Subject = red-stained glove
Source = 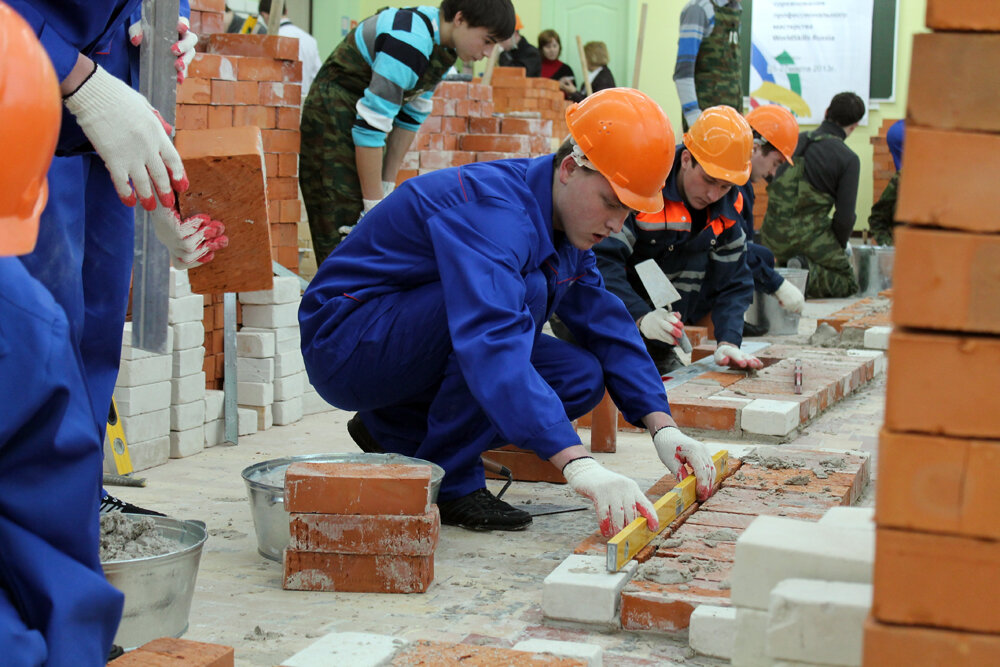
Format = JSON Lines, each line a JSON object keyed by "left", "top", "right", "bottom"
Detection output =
{"left": 563, "top": 458, "right": 658, "bottom": 538}
{"left": 151, "top": 206, "right": 228, "bottom": 269}
{"left": 652, "top": 426, "right": 717, "bottom": 501}
{"left": 129, "top": 17, "right": 198, "bottom": 83}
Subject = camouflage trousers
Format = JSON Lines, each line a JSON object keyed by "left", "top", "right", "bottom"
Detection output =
{"left": 300, "top": 84, "right": 364, "bottom": 265}
{"left": 762, "top": 226, "right": 858, "bottom": 298}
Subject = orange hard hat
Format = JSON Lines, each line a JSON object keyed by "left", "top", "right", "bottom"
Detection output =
{"left": 0, "top": 1, "right": 61, "bottom": 256}
{"left": 565, "top": 87, "right": 675, "bottom": 213}
{"left": 746, "top": 104, "right": 798, "bottom": 165}
{"left": 514, "top": 14, "right": 523, "bottom": 31}
{"left": 682, "top": 106, "right": 753, "bottom": 186}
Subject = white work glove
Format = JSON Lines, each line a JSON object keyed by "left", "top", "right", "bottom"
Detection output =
{"left": 64, "top": 65, "right": 187, "bottom": 210}
{"left": 362, "top": 198, "right": 381, "bottom": 214}
{"left": 563, "top": 458, "right": 658, "bottom": 538}
{"left": 151, "top": 206, "right": 228, "bottom": 269}
{"left": 129, "top": 17, "right": 198, "bottom": 84}
{"left": 638, "top": 308, "right": 684, "bottom": 345}
{"left": 774, "top": 279, "right": 805, "bottom": 314}
{"left": 714, "top": 342, "right": 763, "bottom": 370}
{"left": 381, "top": 181, "right": 396, "bottom": 198}
{"left": 652, "top": 426, "right": 717, "bottom": 501}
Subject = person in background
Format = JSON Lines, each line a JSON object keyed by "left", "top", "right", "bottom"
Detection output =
{"left": 0, "top": 4, "right": 124, "bottom": 662}
{"left": 258, "top": 0, "right": 323, "bottom": 97}
{"left": 674, "top": 0, "right": 743, "bottom": 131}
{"left": 560, "top": 40, "right": 615, "bottom": 102}
{"left": 867, "top": 119, "right": 902, "bottom": 246}
{"left": 538, "top": 29, "right": 576, "bottom": 96}
{"left": 739, "top": 105, "right": 805, "bottom": 335}
{"left": 760, "top": 92, "right": 866, "bottom": 298}
{"left": 300, "top": 0, "right": 516, "bottom": 263}
{"left": 300, "top": 89, "right": 718, "bottom": 536}
{"left": 498, "top": 14, "right": 540, "bottom": 77}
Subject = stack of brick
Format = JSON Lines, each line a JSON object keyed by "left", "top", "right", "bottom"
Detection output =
{"left": 867, "top": 2, "right": 1000, "bottom": 662}
{"left": 166, "top": 269, "right": 208, "bottom": 456}
{"left": 282, "top": 462, "right": 439, "bottom": 593}
{"left": 488, "top": 67, "right": 570, "bottom": 141}
{"left": 113, "top": 323, "right": 173, "bottom": 471}
{"left": 187, "top": 0, "right": 225, "bottom": 42}
{"left": 237, "top": 276, "right": 304, "bottom": 428}
{"left": 167, "top": 268, "right": 207, "bottom": 458}
{"left": 174, "top": 33, "right": 302, "bottom": 391}
{"left": 397, "top": 80, "right": 552, "bottom": 184}
{"left": 869, "top": 117, "right": 898, "bottom": 203}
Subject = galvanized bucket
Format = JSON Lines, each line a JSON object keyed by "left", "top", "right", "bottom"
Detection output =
{"left": 102, "top": 516, "right": 208, "bottom": 650}
{"left": 850, "top": 244, "right": 894, "bottom": 297}
{"left": 241, "top": 452, "right": 445, "bottom": 562}
{"left": 744, "top": 267, "right": 809, "bottom": 335}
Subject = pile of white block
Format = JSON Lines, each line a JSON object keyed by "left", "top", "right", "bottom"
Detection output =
{"left": 689, "top": 507, "right": 875, "bottom": 666}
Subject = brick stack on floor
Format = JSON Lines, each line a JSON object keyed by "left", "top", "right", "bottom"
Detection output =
{"left": 282, "top": 462, "right": 440, "bottom": 594}
{"left": 166, "top": 268, "right": 208, "bottom": 458}
{"left": 867, "top": 2, "right": 1000, "bottom": 663}
{"left": 113, "top": 323, "right": 173, "bottom": 471}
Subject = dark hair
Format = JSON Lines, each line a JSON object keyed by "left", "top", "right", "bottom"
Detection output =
{"left": 256, "top": 0, "right": 284, "bottom": 15}
{"left": 538, "top": 29, "right": 562, "bottom": 56}
{"left": 751, "top": 130, "right": 779, "bottom": 156}
{"left": 441, "top": 0, "right": 516, "bottom": 40}
{"left": 554, "top": 137, "right": 574, "bottom": 164}
{"left": 825, "top": 92, "right": 865, "bottom": 127}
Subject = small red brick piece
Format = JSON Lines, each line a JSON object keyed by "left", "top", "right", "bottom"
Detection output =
{"left": 288, "top": 507, "right": 440, "bottom": 555}
{"left": 284, "top": 462, "right": 432, "bottom": 515}
{"left": 283, "top": 550, "right": 434, "bottom": 593}
{"left": 110, "top": 637, "right": 234, "bottom": 666}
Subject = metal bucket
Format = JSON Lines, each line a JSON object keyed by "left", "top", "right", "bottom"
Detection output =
{"left": 241, "top": 452, "right": 445, "bottom": 562}
{"left": 102, "top": 516, "right": 208, "bottom": 650}
{"left": 850, "top": 244, "right": 894, "bottom": 297}
{"left": 744, "top": 267, "right": 809, "bottom": 335}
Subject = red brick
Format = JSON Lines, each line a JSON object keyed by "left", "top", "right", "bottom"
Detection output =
{"left": 274, "top": 245, "right": 298, "bottom": 271}
{"left": 876, "top": 429, "right": 1000, "bottom": 541}
{"left": 187, "top": 53, "right": 236, "bottom": 81}
{"left": 176, "top": 104, "right": 208, "bottom": 130}
{"left": 483, "top": 448, "right": 566, "bottom": 484}
{"left": 460, "top": 134, "right": 530, "bottom": 153}
{"left": 698, "top": 485, "right": 834, "bottom": 521}
{"left": 669, "top": 399, "right": 738, "bottom": 432}
{"left": 690, "top": 342, "right": 715, "bottom": 362}
{"left": 656, "top": 523, "right": 739, "bottom": 562}
{"left": 282, "top": 60, "right": 303, "bottom": 84}
{"left": 261, "top": 129, "right": 300, "bottom": 153}
{"left": 684, "top": 510, "right": 756, "bottom": 530}
{"left": 200, "top": 11, "right": 224, "bottom": 36}
{"left": 391, "top": 641, "right": 585, "bottom": 666}
{"left": 926, "top": 0, "right": 1000, "bottom": 32}
{"left": 893, "top": 226, "right": 1000, "bottom": 334}
{"left": 207, "top": 34, "right": 299, "bottom": 61}
{"left": 620, "top": 579, "right": 730, "bottom": 631}
{"left": 590, "top": 389, "right": 617, "bottom": 453}
{"left": 135, "top": 637, "right": 234, "bottom": 667}
{"left": 288, "top": 507, "right": 440, "bottom": 555}
{"left": 897, "top": 127, "right": 1000, "bottom": 233}
{"left": 283, "top": 550, "right": 434, "bottom": 593}
{"left": 909, "top": 34, "right": 1000, "bottom": 133}
{"left": 418, "top": 151, "right": 476, "bottom": 170}
{"left": 276, "top": 107, "right": 300, "bottom": 131}
{"left": 284, "top": 462, "right": 432, "bottom": 515}
{"left": 275, "top": 199, "right": 299, "bottom": 224}
{"left": 207, "top": 105, "right": 232, "bottom": 128}
{"left": 191, "top": 0, "right": 225, "bottom": 11}
{"left": 863, "top": 616, "right": 1000, "bottom": 666}
{"left": 885, "top": 329, "right": 1000, "bottom": 439}
{"left": 211, "top": 80, "right": 236, "bottom": 104}
{"left": 236, "top": 56, "right": 284, "bottom": 82}
{"left": 257, "top": 81, "right": 285, "bottom": 106}
{"left": 283, "top": 83, "right": 302, "bottom": 107}
{"left": 265, "top": 177, "right": 297, "bottom": 201}
{"left": 272, "top": 222, "right": 298, "bottom": 248}
{"left": 873, "top": 527, "right": 1000, "bottom": 633}
{"left": 276, "top": 152, "right": 298, "bottom": 178}
{"left": 232, "top": 104, "right": 274, "bottom": 129}
{"left": 234, "top": 80, "right": 259, "bottom": 105}
{"left": 177, "top": 77, "right": 212, "bottom": 104}
{"left": 468, "top": 117, "right": 501, "bottom": 134}
{"left": 440, "top": 116, "right": 468, "bottom": 133}
{"left": 263, "top": 153, "right": 278, "bottom": 177}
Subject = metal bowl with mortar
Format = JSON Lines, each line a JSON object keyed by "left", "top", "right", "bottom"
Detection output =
{"left": 102, "top": 516, "right": 208, "bottom": 650}
{"left": 241, "top": 452, "right": 445, "bottom": 562}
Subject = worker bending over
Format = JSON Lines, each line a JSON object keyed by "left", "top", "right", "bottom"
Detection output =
{"left": 300, "top": 89, "right": 717, "bottom": 536}
{"left": 595, "top": 106, "right": 763, "bottom": 374}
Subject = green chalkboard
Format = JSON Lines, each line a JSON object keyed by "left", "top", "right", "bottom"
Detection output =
{"left": 740, "top": 0, "right": 898, "bottom": 101}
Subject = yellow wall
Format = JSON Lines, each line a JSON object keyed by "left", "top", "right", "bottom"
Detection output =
{"left": 311, "top": 0, "right": 927, "bottom": 228}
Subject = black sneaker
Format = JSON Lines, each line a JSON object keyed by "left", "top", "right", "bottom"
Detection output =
{"left": 99, "top": 494, "right": 165, "bottom": 516}
{"left": 347, "top": 414, "right": 384, "bottom": 453}
{"left": 438, "top": 488, "right": 532, "bottom": 531}
{"left": 743, "top": 320, "right": 769, "bottom": 337}
{"left": 108, "top": 644, "right": 124, "bottom": 662}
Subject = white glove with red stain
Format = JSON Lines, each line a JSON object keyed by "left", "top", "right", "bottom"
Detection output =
{"left": 714, "top": 342, "right": 764, "bottom": 370}
{"left": 775, "top": 279, "right": 805, "bottom": 314}
{"left": 563, "top": 458, "right": 658, "bottom": 538}
{"left": 129, "top": 17, "right": 198, "bottom": 83}
{"left": 639, "top": 308, "right": 685, "bottom": 345}
{"left": 652, "top": 426, "right": 717, "bottom": 500}
{"left": 151, "top": 206, "right": 229, "bottom": 269}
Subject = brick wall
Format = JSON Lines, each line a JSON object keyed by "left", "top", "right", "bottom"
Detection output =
{"left": 488, "top": 67, "right": 570, "bottom": 144}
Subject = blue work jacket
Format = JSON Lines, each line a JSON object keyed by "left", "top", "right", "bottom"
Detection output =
{"left": 738, "top": 183, "right": 784, "bottom": 294}
{"left": 300, "top": 156, "right": 670, "bottom": 459}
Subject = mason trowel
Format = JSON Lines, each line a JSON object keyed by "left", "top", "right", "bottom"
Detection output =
{"left": 634, "top": 259, "right": 693, "bottom": 353}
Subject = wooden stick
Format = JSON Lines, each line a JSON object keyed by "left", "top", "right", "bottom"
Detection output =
{"left": 633, "top": 3, "right": 649, "bottom": 89}
{"left": 576, "top": 35, "right": 593, "bottom": 97}
{"left": 481, "top": 43, "right": 503, "bottom": 86}
{"left": 266, "top": 0, "right": 285, "bottom": 35}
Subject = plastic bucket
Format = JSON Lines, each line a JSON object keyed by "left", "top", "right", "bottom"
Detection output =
{"left": 850, "top": 244, "right": 894, "bottom": 297}
{"left": 744, "top": 267, "right": 809, "bottom": 335}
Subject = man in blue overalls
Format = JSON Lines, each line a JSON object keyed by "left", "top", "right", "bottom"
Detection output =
{"left": 0, "top": 5, "right": 124, "bottom": 662}
{"left": 8, "top": 0, "right": 227, "bottom": 515}
{"left": 301, "top": 89, "right": 719, "bottom": 536}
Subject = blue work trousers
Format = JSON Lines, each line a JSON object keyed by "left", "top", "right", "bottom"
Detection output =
{"left": 308, "top": 282, "right": 606, "bottom": 501}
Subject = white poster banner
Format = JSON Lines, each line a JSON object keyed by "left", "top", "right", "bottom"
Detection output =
{"left": 749, "top": 0, "right": 873, "bottom": 125}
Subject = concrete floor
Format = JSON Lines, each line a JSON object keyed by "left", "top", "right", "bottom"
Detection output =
{"left": 111, "top": 297, "right": 883, "bottom": 666}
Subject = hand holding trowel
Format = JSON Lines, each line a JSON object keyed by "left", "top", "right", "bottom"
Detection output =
{"left": 634, "top": 259, "right": 692, "bottom": 354}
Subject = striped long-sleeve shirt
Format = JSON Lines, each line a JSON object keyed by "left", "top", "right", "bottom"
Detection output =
{"left": 673, "top": 0, "right": 740, "bottom": 128}
{"left": 352, "top": 6, "right": 443, "bottom": 147}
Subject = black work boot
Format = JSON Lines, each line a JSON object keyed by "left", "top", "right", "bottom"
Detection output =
{"left": 650, "top": 345, "right": 686, "bottom": 374}
{"left": 347, "top": 413, "right": 384, "bottom": 453}
{"left": 438, "top": 488, "right": 532, "bottom": 531}
{"left": 99, "top": 494, "right": 165, "bottom": 516}
{"left": 743, "top": 320, "right": 769, "bottom": 337}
